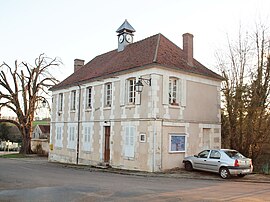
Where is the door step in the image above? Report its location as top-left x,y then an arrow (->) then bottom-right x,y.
96,162 -> 110,169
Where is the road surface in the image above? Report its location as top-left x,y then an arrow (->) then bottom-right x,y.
0,157 -> 269,201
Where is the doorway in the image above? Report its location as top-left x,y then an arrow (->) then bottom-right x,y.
104,126 -> 110,163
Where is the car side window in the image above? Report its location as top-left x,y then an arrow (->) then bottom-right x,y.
198,150 -> 210,158
210,150 -> 221,159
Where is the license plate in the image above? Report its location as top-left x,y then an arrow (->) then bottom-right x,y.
242,169 -> 250,173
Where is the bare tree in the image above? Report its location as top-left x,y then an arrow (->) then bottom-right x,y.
217,23 -> 270,168
0,54 -> 60,154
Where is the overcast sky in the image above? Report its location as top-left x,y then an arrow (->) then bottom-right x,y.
0,0 -> 269,116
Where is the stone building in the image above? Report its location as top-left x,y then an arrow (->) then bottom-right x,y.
49,20 -> 223,172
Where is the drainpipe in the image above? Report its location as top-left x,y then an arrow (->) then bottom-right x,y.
76,83 -> 81,165
150,75 -> 156,172
153,118 -> 156,172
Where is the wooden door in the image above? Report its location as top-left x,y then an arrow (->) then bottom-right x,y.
104,126 -> 110,163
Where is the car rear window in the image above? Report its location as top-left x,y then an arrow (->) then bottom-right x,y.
224,150 -> 245,158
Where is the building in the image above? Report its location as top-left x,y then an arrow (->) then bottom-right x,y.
31,125 -> 50,155
49,20 -> 223,172
32,125 -> 50,139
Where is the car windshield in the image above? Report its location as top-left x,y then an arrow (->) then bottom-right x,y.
224,150 -> 245,159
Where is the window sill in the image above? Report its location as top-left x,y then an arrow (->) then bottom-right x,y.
169,151 -> 186,153
82,151 -> 91,154
125,104 -> 135,109
169,104 -> 181,109
124,157 -> 135,161
70,110 -> 76,113
85,108 -> 92,112
104,106 -> 111,110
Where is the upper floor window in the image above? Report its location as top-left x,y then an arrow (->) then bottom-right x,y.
169,78 -> 178,105
71,90 -> 76,110
105,83 -> 112,107
86,87 -> 92,109
127,78 -> 136,104
58,93 -> 63,111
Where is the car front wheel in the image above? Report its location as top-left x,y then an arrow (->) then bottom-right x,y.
184,161 -> 193,171
219,167 -> 231,179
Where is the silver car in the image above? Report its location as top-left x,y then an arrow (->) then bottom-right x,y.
183,149 -> 253,179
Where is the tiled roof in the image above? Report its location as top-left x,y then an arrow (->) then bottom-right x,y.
38,125 -> 50,134
51,34 -> 222,90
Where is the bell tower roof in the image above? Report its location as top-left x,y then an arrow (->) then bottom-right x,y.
116,19 -> 136,34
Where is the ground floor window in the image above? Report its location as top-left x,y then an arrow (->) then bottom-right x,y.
169,134 -> 186,152
124,126 -> 135,158
67,125 -> 76,149
83,125 -> 92,151
55,124 -> 63,148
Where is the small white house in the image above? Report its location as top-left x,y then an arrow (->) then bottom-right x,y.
32,125 -> 50,139
31,125 -> 50,155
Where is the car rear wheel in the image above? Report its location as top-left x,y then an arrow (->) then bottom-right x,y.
219,167 -> 231,179
184,161 -> 193,171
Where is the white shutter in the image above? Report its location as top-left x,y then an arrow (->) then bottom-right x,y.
181,79 -> 187,107
129,126 -> 135,157
88,127 -> 91,142
124,126 -> 135,158
124,127 -> 129,156
163,75 -> 169,104
84,127 -> 87,142
120,79 -> 126,106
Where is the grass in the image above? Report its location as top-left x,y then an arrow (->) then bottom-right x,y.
33,121 -> 50,126
0,153 -> 26,158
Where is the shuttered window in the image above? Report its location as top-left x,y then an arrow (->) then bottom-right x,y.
67,125 -> 76,149
55,125 -> 63,148
83,126 -> 92,151
124,126 -> 135,158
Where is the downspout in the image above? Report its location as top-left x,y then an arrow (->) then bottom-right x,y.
76,83 -> 81,165
151,74 -> 156,172
153,118 -> 156,172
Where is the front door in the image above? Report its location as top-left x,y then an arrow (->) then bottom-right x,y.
104,126 -> 110,163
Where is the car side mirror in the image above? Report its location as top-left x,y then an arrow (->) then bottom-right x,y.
194,155 -> 198,158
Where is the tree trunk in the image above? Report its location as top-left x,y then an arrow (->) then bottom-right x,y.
19,123 -> 33,154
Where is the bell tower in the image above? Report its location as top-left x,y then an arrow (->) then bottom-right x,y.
116,19 -> 136,52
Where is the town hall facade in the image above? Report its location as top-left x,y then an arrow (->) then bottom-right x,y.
49,20 -> 223,172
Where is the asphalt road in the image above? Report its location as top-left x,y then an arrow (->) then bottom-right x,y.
0,157 -> 270,202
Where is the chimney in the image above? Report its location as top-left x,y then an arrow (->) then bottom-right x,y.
183,33 -> 194,66
74,59 -> 84,72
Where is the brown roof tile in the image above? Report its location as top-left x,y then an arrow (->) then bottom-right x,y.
51,34 -> 222,90
38,125 -> 50,134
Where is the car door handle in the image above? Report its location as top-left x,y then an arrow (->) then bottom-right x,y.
218,161 -> 220,162
204,160 -> 206,161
